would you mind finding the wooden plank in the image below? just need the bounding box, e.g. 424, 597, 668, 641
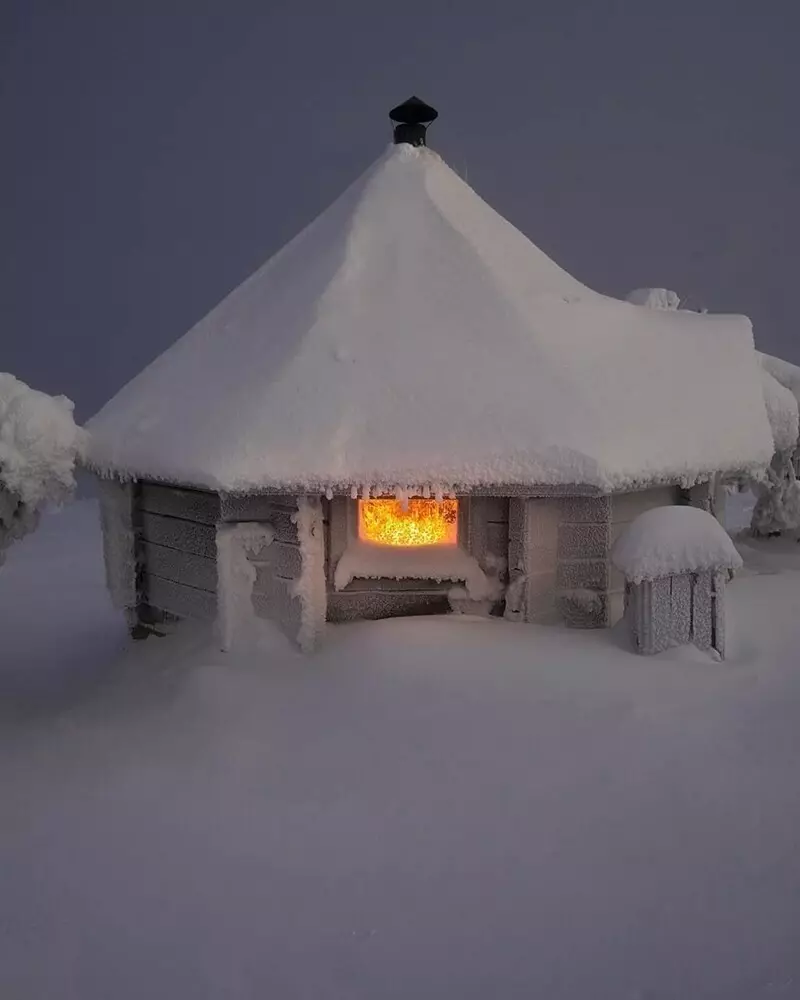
327, 591, 450, 623
219, 493, 297, 522
691, 571, 713, 649
251, 541, 303, 586
469, 496, 509, 524
142, 541, 217, 592
611, 487, 679, 525
251, 581, 302, 637
670, 574, 692, 645
144, 574, 216, 621
557, 522, 610, 561
339, 577, 453, 593
139, 482, 220, 525
140, 511, 216, 559
327, 498, 350, 587
559, 496, 611, 525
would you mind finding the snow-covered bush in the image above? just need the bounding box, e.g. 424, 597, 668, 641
0, 373, 85, 565
750, 450, 800, 538
750, 355, 800, 537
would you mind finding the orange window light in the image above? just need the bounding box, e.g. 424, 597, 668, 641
358, 498, 458, 547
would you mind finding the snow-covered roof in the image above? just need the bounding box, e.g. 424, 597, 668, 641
612, 505, 743, 583
86, 144, 773, 494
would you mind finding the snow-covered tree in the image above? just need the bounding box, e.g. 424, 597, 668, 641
751, 356, 800, 537
0, 373, 85, 565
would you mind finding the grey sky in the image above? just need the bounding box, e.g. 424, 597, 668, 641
3, 1, 798, 420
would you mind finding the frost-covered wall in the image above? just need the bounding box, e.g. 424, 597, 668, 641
97, 478, 138, 616
136, 483, 218, 623
506, 487, 682, 629
112, 483, 328, 648
218, 493, 326, 650
216, 521, 275, 650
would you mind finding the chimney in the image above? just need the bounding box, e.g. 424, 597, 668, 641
389, 96, 438, 147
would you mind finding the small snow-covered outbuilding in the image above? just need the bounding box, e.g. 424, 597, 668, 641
86, 98, 773, 648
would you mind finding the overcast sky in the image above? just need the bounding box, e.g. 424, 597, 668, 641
3, 1, 798, 419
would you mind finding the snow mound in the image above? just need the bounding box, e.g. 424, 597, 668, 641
612, 505, 743, 583
625, 287, 681, 310
86, 145, 773, 493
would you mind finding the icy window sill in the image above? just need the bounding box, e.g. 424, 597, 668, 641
333, 541, 490, 599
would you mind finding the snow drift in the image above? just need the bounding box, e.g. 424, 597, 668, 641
86, 144, 773, 494
0, 374, 84, 564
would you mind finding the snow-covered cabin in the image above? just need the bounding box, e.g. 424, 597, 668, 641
86, 97, 773, 648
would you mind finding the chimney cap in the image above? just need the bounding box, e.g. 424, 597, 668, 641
389, 96, 438, 126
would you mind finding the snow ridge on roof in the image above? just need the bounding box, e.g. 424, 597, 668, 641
87, 145, 773, 493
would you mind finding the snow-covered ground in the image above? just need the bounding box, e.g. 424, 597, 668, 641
2, 499, 800, 999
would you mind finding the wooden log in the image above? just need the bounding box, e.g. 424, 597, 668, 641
219, 493, 298, 523
140, 511, 216, 559
144, 574, 217, 621
142, 541, 217, 593
139, 482, 220, 525
327, 591, 451, 622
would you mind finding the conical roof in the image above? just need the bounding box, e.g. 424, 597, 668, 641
87, 144, 772, 493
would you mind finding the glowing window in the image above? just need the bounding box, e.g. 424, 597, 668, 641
358, 498, 458, 547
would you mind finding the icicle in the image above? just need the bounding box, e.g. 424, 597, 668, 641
350, 484, 358, 500
396, 485, 409, 511
422, 484, 431, 499
325, 487, 333, 501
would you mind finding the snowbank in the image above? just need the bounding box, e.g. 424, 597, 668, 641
0, 374, 84, 563
612, 505, 742, 583
86, 145, 773, 494
3, 501, 800, 999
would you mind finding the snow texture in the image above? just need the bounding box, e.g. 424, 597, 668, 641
612, 504, 742, 583
334, 540, 490, 598
85, 145, 773, 494
0, 373, 84, 565
216, 522, 275, 650
292, 496, 326, 651
759, 351, 800, 404
625, 287, 681, 310
96, 478, 137, 611
3, 501, 800, 999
